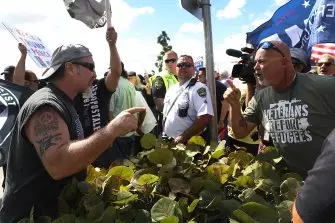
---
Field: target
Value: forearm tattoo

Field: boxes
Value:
[33,111,62,157]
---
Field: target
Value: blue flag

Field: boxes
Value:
[247,0,316,48]
[299,0,335,55]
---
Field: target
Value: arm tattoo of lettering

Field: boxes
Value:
[33,111,62,157]
[238,118,248,128]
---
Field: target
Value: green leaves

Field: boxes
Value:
[140,133,157,150]
[151,198,181,222]
[106,166,134,182]
[18,134,302,223]
[138,174,160,185]
[148,148,174,165]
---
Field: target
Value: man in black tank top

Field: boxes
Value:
[0,43,145,222]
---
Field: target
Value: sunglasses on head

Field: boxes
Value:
[317,62,333,67]
[257,42,285,57]
[165,58,177,64]
[72,62,95,72]
[177,62,193,69]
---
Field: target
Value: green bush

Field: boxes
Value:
[19,134,302,223]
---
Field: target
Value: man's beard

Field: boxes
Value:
[82,87,93,99]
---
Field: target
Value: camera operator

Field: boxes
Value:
[224,41,335,178]
[225,47,261,155]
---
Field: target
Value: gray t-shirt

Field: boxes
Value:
[243,73,335,177]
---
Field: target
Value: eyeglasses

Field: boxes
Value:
[257,42,285,57]
[317,62,333,67]
[291,58,303,65]
[72,62,95,72]
[165,58,177,64]
[177,62,193,69]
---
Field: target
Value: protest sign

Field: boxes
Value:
[2,22,52,68]
[194,56,204,72]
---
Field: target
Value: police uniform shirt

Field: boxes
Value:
[163,79,214,138]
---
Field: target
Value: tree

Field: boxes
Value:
[155,31,173,72]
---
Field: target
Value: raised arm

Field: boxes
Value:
[224,80,257,138]
[13,43,27,86]
[105,27,121,92]
[25,106,145,180]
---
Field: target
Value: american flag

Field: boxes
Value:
[311,43,335,62]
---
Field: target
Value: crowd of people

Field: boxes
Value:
[0,25,335,222]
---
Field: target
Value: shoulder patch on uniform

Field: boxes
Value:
[154,77,164,89]
[197,87,207,98]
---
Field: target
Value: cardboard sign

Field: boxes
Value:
[3,23,52,68]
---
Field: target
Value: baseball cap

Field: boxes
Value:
[1,65,15,76]
[289,48,311,72]
[41,44,92,80]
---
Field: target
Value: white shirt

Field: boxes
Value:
[163,79,214,138]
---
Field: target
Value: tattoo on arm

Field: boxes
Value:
[238,118,248,128]
[33,111,63,157]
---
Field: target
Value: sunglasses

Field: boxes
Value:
[317,62,333,67]
[72,62,95,72]
[165,58,177,64]
[177,62,193,69]
[257,42,285,57]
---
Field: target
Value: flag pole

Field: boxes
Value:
[105,0,112,27]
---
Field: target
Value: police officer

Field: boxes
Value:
[150,51,179,135]
[163,55,214,144]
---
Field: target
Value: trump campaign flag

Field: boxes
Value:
[0,80,33,166]
[64,0,111,28]
[299,0,335,56]
[247,0,316,48]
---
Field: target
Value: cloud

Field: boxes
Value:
[214,33,247,73]
[0,0,156,77]
[178,22,203,34]
[216,0,247,19]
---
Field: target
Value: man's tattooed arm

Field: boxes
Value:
[25,106,70,159]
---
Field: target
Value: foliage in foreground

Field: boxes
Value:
[20,134,303,223]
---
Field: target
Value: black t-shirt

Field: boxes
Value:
[215,80,227,121]
[0,83,85,222]
[74,78,114,137]
[296,129,335,222]
[151,76,167,99]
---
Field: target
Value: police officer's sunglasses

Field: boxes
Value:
[177,62,193,69]
[165,58,177,64]
[257,42,285,57]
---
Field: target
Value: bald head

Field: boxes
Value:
[254,41,296,89]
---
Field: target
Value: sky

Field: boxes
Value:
[0,0,291,78]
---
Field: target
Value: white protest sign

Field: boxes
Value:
[194,56,204,72]
[2,22,52,68]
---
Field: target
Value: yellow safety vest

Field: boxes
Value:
[149,70,178,90]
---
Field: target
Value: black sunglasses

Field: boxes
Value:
[257,42,285,57]
[317,62,333,67]
[165,58,177,64]
[72,62,95,72]
[177,62,193,69]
